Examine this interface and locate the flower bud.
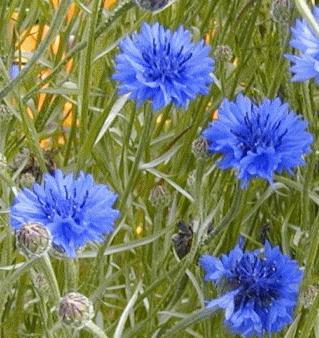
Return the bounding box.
[58,292,94,328]
[134,0,169,11]
[300,285,319,309]
[10,148,30,171]
[16,222,51,257]
[214,45,233,62]
[149,183,171,208]
[192,136,209,159]
[19,172,35,188]
[270,0,291,24]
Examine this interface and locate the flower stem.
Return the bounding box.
[84,320,109,338]
[120,106,153,208]
[39,253,61,301]
[207,184,242,242]
[294,0,319,37]
[38,254,70,337]
[64,259,78,291]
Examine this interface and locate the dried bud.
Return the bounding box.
[19,172,35,188]
[172,221,193,259]
[300,285,319,309]
[10,148,30,171]
[134,0,169,11]
[270,0,292,24]
[59,292,94,328]
[192,136,209,159]
[149,183,171,208]
[214,45,233,62]
[16,223,51,257]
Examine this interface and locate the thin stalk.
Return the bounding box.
[38,253,61,302]
[119,107,153,208]
[208,184,243,242]
[84,320,109,338]
[64,259,78,291]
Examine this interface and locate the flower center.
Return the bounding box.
[142,38,192,82]
[36,185,89,223]
[227,254,279,308]
[231,110,288,155]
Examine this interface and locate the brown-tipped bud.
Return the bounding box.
[192,136,210,159]
[134,0,169,12]
[300,285,319,309]
[19,172,36,188]
[149,183,171,208]
[16,223,51,257]
[270,0,292,24]
[214,45,233,62]
[58,292,94,328]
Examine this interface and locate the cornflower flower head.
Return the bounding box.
[199,241,303,337]
[202,94,313,187]
[285,6,319,82]
[10,169,120,257]
[113,22,214,111]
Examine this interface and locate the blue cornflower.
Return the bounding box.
[199,242,303,337]
[285,6,319,82]
[113,22,214,111]
[202,94,313,187]
[10,169,120,257]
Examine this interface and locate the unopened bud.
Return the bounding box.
[134,0,169,11]
[270,0,292,24]
[192,136,209,159]
[16,222,51,257]
[300,285,319,309]
[10,148,30,171]
[59,292,94,328]
[19,172,35,188]
[149,183,171,208]
[214,45,233,62]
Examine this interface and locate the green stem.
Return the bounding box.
[78,0,101,142]
[64,259,78,291]
[119,106,153,208]
[38,253,61,302]
[208,184,242,242]
[195,158,205,224]
[84,320,109,338]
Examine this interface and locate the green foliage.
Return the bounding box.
[0,0,319,337]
